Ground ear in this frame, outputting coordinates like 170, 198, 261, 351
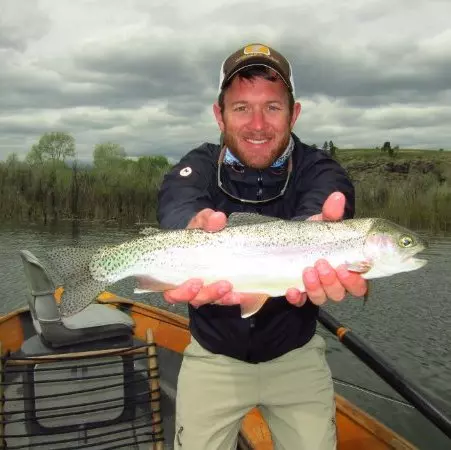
213, 102, 225, 132
290, 101, 302, 129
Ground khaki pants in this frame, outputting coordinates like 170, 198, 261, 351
174, 334, 336, 450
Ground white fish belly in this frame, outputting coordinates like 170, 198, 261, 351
137, 245, 363, 296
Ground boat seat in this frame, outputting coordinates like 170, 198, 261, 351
19, 249, 135, 348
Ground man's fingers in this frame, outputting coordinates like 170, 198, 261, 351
321, 191, 346, 222
315, 260, 346, 302
163, 279, 204, 304
285, 288, 308, 307
336, 265, 368, 297
302, 267, 327, 305
187, 208, 227, 232
204, 211, 227, 232
306, 192, 346, 222
190, 280, 234, 307
306, 213, 322, 221
163, 279, 236, 308
302, 262, 368, 306
187, 208, 214, 229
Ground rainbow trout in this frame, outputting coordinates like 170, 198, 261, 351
46, 213, 428, 317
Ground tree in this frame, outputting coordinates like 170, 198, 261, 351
93, 142, 126, 169
322, 141, 328, 152
26, 145, 44, 165
328, 140, 336, 157
137, 155, 170, 172
381, 141, 391, 153
6, 153, 19, 167
27, 132, 76, 165
381, 141, 397, 157
389, 144, 399, 158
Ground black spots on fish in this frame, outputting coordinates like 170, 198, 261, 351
96, 257, 121, 276
47, 246, 96, 283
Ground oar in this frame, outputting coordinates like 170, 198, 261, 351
317, 308, 451, 440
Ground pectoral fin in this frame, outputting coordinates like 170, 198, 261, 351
345, 261, 372, 273
343, 262, 372, 304
239, 294, 270, 318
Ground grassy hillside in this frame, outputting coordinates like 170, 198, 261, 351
337, 148, 449, 160
1, 148, 450, 233
334, 149, 451, 233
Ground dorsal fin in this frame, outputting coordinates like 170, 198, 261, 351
227, 212, 282, 227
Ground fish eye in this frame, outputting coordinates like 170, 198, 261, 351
399, 235, 414, 248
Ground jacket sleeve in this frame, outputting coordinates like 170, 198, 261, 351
157, 144, 217, 230
293, 150, 355, 220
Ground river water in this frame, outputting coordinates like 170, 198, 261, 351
0, 220, 450, 449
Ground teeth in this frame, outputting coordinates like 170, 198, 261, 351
246, 139, 268, 144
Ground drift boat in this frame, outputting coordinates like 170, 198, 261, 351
0, 250, 449, 449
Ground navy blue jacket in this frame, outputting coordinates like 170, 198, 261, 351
157, 133, 355, 363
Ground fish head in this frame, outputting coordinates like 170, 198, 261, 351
362, 219, 428, 278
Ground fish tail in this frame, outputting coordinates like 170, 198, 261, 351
46, 246, 107, 317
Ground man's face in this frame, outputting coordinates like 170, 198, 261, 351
213, 74, 301, 169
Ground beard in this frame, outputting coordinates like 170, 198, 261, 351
222, 129, 292, 169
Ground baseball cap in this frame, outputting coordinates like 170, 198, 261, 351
218, 43, 295, 96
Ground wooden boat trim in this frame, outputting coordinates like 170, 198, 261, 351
334, 394, 417, 449
6, 346, 148, 365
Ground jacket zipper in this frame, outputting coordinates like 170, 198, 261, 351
256, 171, 263, 214
256, 171, 263, 200
246, 317, 256, 362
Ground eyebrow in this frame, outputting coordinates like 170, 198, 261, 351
230, 100, 284, 106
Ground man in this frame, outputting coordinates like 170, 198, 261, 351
157, 43, 367, 450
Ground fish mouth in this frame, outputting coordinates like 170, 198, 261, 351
402, 255, 428, 271
410, 256, 428, 265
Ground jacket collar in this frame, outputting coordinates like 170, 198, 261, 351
222, 134, 295, 169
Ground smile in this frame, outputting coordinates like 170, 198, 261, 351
245, 138, 270, 144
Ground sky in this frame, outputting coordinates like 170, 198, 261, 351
1, 0, 450, 163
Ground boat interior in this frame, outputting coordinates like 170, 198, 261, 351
1, 250, 177, 449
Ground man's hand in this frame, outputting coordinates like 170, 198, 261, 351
163, 209, 239, 308
186, 208, 227, 232
285, 192, 368, 307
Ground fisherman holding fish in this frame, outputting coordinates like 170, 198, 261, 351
156, 43, 366, 450
48, 41, 426, 449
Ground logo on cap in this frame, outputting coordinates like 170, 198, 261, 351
243, 44, 270, 56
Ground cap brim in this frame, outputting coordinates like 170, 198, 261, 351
220, 57, 293, 92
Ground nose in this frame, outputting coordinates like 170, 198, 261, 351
248, 109, 265, 130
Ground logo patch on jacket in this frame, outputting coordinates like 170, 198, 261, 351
179, 167, 192, 177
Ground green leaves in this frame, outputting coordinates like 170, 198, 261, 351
26, 132, 75, 165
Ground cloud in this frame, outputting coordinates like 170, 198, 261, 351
0, 0, 450, 161
0, 0, 50, 51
